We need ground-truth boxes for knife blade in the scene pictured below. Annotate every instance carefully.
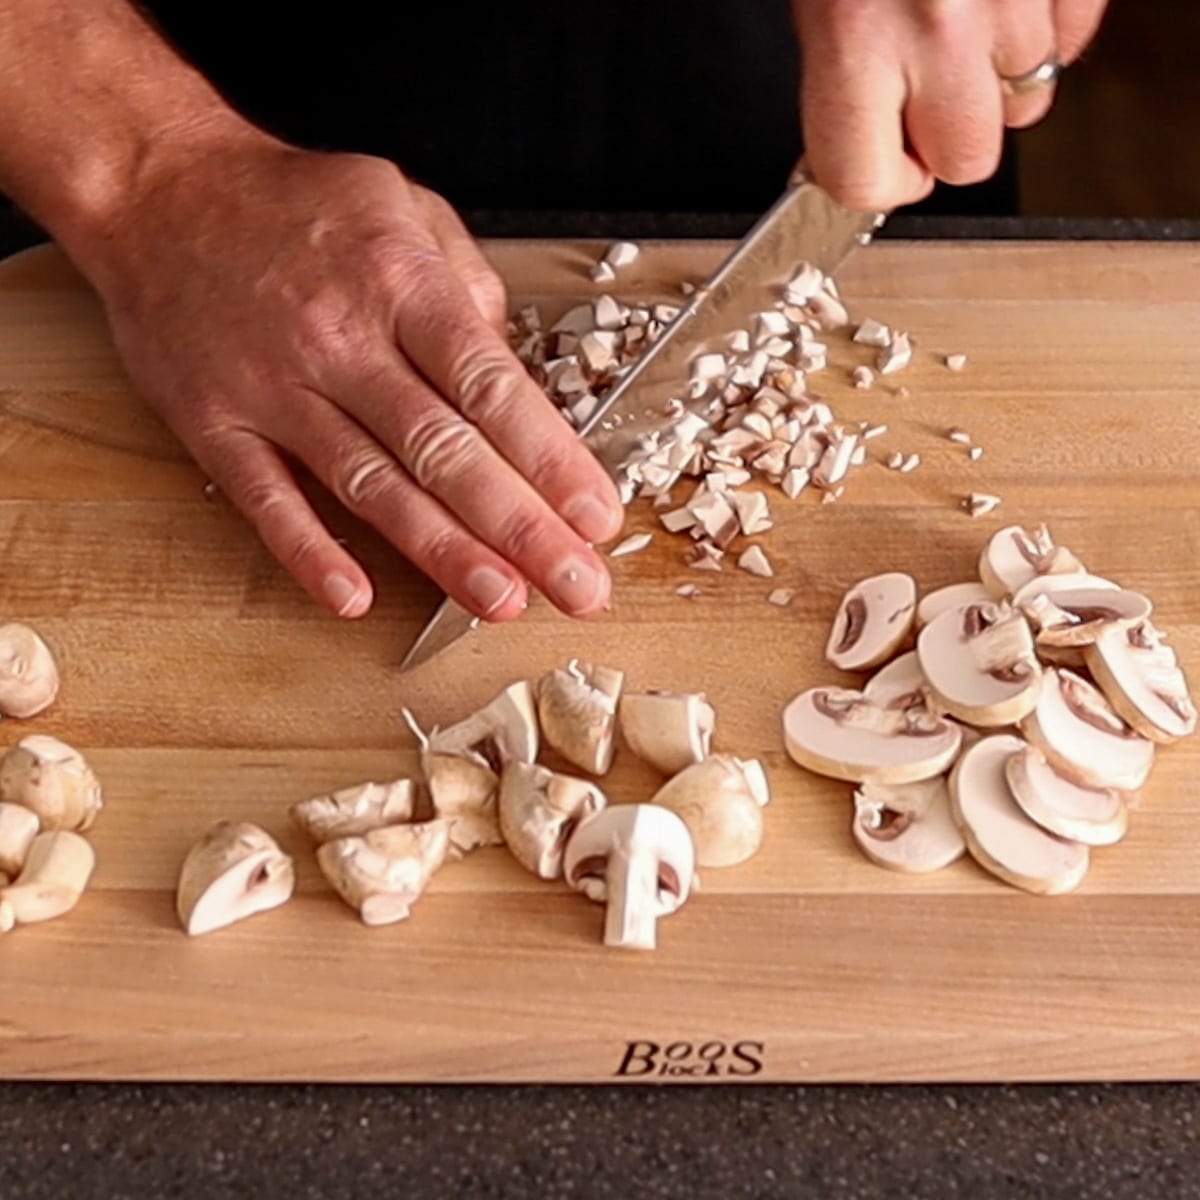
[399,176,885,673]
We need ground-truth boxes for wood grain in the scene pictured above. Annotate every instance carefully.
[0,240,1198,1083]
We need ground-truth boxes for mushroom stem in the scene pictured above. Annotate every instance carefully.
[0,830,95,931]
[603,838,663,951]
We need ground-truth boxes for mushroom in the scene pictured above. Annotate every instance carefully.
[852,777,965,873]
[619,691,715,775]
[862,650,927,708]
[949,735,1089,895]
[562,804,695,950]
[497,761,607,879]
[176,821,295,936]
[978,524,1085,599]
[1021,586,1153,649]
[825,573,917,671]
[289,779,418,844]
[914,581,992,630]
[0,735,102,832]
[650,755,770,867]
[1018,668,1155,792]
[1004,743,1129,847]
[535,660,624,775]
[917,601,1043,726]
[1084,622,1197,744]
[406,680,539,770]
[0,802,39,885]
[316,820,452,926]
[0,830,96,932]
[782,687,962,785]
[0,623,60,718]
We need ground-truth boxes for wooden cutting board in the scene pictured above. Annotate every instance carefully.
[0,239,1198,1084]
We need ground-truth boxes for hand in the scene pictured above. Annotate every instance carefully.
[793,0,1109,210]
[87,133,624,621]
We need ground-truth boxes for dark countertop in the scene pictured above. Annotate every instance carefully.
[3,210,1200,1200]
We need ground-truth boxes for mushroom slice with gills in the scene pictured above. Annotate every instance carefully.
[618,691,715,775]
[405,681,539,771]
[949,735,1089,896]
[918,601,1042,727]
[290,779,418,844]
[0,830,96,932]
[1021,587,1152,649]
[1019,668,1155,792]
[563,804,695,951]
[782,687,962,785]
[1009,571,1120,611]
[825,573,918,671]
[0,802,40,885]
[535,661,624,775]
[1084,623,1197,744]
[915,582,992,631]
[978,524,1086,600]
[176,821,295,936]
[852,777,965,873]
[498,762,608,879]
[650,755,770,868]
[1005,743,1129,847]
[316,820,452,927]
[0,623,60,719]
[862,650,926,708]
[0,735,102,832]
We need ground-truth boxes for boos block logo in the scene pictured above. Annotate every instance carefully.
[614,1040,765,1078]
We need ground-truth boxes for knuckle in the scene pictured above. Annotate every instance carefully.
[237,476,291,526]
[337,451,398,508]
[449,347,524,423]
[495,507,552,565]
[400,412,484,489]
[411,525,462,576]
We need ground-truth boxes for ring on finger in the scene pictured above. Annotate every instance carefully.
[998,51,1064,97]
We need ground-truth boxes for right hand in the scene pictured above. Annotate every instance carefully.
[85,129,624,622]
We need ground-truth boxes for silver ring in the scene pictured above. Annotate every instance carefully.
[999,57,1064,97]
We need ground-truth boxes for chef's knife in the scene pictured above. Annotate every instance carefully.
[399,173,885,673]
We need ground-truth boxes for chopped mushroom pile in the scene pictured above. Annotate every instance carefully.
[781,523,1196,895]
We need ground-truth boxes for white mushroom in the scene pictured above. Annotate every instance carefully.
[497,761,607,879]
[535,661,624,775]
[650,755,770,868]
[176,822,294,936]
[0,735,102,832]
[1018,668,1155,792]
[0,830,95,932]
[915,581,992,630]
[0,623,60,718]
[290,779,418,844]
[917,601,1042,726]
[852,777,965,873]
[949,735,1089,895]
[407,681,539,769]
[1004,743,1129,847]
[316,820,452,926]
[1009,571,1120,610]
[0,802,39,885]
[826,573,918,671]
[862,650,927,708]
[1022,586,1153,649]
[563,804,695,950]
[619,691,715,775]
[978,524,1085,599]
[782,687,962,785]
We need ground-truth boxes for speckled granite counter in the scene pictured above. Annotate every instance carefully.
[2,212,1199,1200]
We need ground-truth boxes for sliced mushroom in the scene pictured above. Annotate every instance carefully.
[0,735,102,832]
[917,602,1043,726]
[862,650,927,707]
[0,623,60,719]
[650,755,770,868]
[1004,743,1129,847]
[1021,586,1151,648]
[915,581,992,630]
[497,761,607,879]
[563,804,695,950]
[1018,668,1155,792]
[949,735,1089,895]
[852,777,965,873]
[619,691,715,775]
[0,830,96,932]
[316,820,452,926]
[1009,571,1120,611]
[1084,623,1197,743]
[290,779,418,844]
[535,661,624,775]
[0,802,39,885]
[978,524,1085,599]
[825,573,918,671]
[782,687,962,784]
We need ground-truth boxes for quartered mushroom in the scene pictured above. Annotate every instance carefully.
[0,735,102,832]
[563,804,696,951]
[782,686,962,785]
[497,761,608,879]
[1004,742,1129,847]
[1085,622,1197,743]
[1018,668,1155,792]
[825,573,918,671]
[176,821,295,936]
[0,830,96,933]
[535,661,624,775]
[405,681,539,770]
[1021,586,1153,648]
[978,524,1085,600]
[949,735,1089,896]
[290,779,418,844]
[917,601,1043,726]
[650,755,770,868]
[0,802,39,886]
[852,776,965,873]
[619,691,715,775]
[915,581,992,630]
[0,622,60,719]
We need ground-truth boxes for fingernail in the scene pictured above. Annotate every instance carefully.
[324,573,371,618]
[465,565,519,617]
[548,555,609,615]
[563,493,623,544]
